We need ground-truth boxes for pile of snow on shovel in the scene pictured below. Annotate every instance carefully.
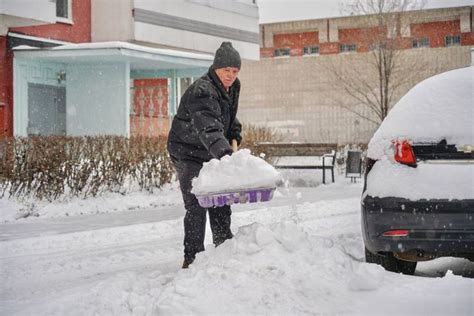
[191,149,280,195]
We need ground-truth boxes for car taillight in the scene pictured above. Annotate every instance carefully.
[393,140,417,166]
[382,230,409,237]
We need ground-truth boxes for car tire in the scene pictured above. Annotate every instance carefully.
[365,247,417,275]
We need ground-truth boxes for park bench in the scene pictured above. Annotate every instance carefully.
[257,143,338,184]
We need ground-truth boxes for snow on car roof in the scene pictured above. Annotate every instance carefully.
[367,66,474,159]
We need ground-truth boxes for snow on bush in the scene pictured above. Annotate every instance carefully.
[0,136,174,200]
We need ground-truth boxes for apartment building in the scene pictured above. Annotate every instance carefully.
[238,6,474,144]
[1,0,259,138]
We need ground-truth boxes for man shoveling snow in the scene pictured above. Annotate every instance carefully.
[167,42,244,269]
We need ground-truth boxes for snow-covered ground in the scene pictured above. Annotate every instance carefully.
[1,172,473,315]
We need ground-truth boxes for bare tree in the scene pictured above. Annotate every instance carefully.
[327,0,427,125]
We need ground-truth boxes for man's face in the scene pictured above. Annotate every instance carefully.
[215,67,240,89]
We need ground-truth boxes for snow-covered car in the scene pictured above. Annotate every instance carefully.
[361,66,474,275]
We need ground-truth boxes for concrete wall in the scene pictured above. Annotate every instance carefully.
[14,60,131,137]
[13,59,66,136]
[238,46,472,144]
[133,0,260,60]
[91,0,260,60]
[66,63,130,136]
[0,0,55,21]
[91,0,134,42]
[0,0,56,34]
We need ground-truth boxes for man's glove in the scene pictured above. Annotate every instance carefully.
[230,131,242,146]
[229,118,243,146]
[217,147,233,159]
[209,138,233,159]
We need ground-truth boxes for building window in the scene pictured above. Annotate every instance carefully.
[340,43,357,53]
[274,48,290,57]
[369,42,387,51]
[179,77,193,98]
[56,0,72,21]
[412,37,430,48]
[303,46,320,55]
[445,35,461,47]
[176,76,197,114]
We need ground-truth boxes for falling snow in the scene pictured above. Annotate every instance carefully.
[1,175,473,315]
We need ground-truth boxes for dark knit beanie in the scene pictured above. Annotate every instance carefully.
[212,42,241,70]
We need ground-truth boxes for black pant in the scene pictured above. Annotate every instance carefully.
[172,158,233,262]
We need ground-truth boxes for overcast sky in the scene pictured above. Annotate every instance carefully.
[257,0,474,23]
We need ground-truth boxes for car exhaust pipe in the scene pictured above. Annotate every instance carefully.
[394,249,436,262]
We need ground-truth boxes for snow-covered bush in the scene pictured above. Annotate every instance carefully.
[0,126,284,200]
[0,136,174,200]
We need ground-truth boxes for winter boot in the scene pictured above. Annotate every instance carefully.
[182,257,194,269]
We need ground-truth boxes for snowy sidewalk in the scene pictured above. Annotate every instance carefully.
[1,178,473,315]
[0,204,185,241]
[0,178,362,241]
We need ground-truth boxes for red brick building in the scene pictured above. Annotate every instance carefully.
[259,8,473,58]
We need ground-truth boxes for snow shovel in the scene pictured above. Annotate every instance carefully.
[195,140,277,208]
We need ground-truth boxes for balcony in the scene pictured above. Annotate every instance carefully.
[0,0,56,34]
[92,0,260,60]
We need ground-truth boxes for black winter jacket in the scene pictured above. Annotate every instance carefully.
[167,67,242,163]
